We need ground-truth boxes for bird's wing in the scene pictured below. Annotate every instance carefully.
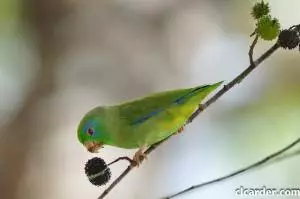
[117,84,213,126]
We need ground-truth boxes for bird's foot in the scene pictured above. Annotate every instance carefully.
[132,147,147,167]
[175,126,185,135]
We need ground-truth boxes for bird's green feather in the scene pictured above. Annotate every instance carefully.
[117,83,221,126]
[77,82,222,149]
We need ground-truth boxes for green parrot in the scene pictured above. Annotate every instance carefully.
[77,82,222,164]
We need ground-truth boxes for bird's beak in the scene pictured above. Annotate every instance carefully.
[84,141,103,153]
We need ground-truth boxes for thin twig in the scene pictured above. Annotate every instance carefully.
[271,148,300,163]
[250,30,256,37]
[107,156,135,167]
[249,35,259,66]
[98,41,280,199]
[165,137,300,199]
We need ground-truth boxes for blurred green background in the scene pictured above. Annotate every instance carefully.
[0,0,300,199]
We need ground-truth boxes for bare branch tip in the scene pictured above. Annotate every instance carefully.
[249,35,259,66]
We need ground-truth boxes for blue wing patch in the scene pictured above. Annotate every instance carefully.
[131,86,209,126]
[131,108,163,125]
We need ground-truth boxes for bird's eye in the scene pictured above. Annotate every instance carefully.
[87,128,94,136]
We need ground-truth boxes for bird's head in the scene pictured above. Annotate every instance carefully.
[77,107,111,153]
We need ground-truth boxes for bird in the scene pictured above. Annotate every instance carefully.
[77,82,222,165]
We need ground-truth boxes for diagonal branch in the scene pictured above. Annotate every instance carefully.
[188,42,279,123]
[98,39,280,199]
[165,136,300,198]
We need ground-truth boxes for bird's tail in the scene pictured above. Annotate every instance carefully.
[174,81,223,105]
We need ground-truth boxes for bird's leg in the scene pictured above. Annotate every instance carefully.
[132,146,148,167]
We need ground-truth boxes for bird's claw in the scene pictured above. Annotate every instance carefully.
[175,126,185,135]
[132,148,147,167]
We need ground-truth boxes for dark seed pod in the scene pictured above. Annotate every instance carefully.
[84,157,111,186]
[278,29,300,50]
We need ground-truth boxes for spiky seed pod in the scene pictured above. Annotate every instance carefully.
[251,1,270,19]
[256,15,280,41]
[84,157,111,186]
[278,29,300,50]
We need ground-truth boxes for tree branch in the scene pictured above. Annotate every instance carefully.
[165,136,300,198]
[188,42,279,123]
[98,38,281,199]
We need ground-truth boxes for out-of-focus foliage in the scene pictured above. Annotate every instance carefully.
[0,0,21,22]
[0,0,37,127]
